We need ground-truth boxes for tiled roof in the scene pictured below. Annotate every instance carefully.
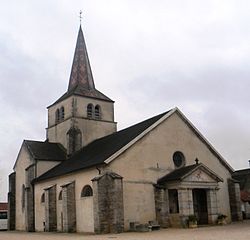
[157,164,199,183]
[34,110,170,182]
[233,168,250,177]
[0,203,8,211]
[49,85,113,107]
[48,26,113,108]
[241,191,250,202]
[24,140,67,161]
[68,25,95,92]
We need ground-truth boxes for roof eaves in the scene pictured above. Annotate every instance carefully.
[33,162,106,184]
[104,108,176,165]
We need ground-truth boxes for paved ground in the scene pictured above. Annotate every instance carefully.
[1,220,250,240]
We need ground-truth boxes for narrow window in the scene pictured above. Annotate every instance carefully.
[60,107,65,120]
[168,189,179,213]
[22,184,25,210]
[55,109,60,124]
[81,185,93,197]
[58,190,62,200]
[87,104,93,118]
[67,127,82,155]
[41,193,45,203]
[94,105,101,119]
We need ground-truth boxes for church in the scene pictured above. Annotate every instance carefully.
[8,24,243,234]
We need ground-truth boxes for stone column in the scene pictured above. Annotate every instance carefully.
[8,172,16,230]
[25,165,35,232]
[228,179,243,221]
[61,182,76,232]
[44,185,57,232]
[92,171,124,234]
[207,189,219,224]
[154,185,169,227]
[178,188,193,226]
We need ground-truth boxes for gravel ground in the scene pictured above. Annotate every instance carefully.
[0,220,250,240]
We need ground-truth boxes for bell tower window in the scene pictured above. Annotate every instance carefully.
[55,106,65,124]
[55,109,60,124]
[60,107,65,120]
[94,105,101,119]
[87,104,93,118]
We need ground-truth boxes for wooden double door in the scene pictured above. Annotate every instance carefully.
[192,189,208,225]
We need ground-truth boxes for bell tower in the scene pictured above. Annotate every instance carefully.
[46,25,117,155]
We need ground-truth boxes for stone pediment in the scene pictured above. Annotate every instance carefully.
[158,163,223,185]
[184,168,218,183]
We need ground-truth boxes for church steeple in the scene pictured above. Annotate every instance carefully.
[68,25,95,91]
[47,23,117,152]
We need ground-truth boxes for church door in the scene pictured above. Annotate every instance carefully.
[192,189,208,225]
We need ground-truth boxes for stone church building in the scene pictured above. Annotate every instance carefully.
[8,25,242,233]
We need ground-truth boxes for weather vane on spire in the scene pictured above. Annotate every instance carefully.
[79,10,83,25]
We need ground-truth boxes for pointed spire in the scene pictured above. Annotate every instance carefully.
[68,25,95,91]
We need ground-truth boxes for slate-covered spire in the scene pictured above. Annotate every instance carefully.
[68,25,95,91]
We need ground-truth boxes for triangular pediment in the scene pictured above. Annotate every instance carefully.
[158,163,223,185]
[184,167,220,183]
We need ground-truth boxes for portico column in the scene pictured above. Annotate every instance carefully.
[207,188,219,224]
[178,188,193,225]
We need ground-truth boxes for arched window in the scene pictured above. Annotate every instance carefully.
[60,107,65,120]
[55,109,60,124]
[41,193,45,203]
[87,104,93,118]
[58,190,62,200]
[81,185,93,197]
[94,105,101,119]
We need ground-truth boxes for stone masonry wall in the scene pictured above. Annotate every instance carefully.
[92,172,124,234]
[178,189,194,226]
[228,179,243,221]
[154,186,169,227]
[8,172,16,230]
[45,185,57,231]
[61,182,76,232]
[25,165,35,231]
[206,189,219,224]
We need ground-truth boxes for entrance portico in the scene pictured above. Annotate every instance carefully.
[155,163,223,227]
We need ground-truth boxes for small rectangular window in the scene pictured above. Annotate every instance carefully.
[0,212,7,219]
[168,189,179,213]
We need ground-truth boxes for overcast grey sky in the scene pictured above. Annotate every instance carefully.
[1,0,250,201]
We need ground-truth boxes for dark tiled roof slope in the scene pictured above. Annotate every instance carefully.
[49,85,113,107]
[35,110,170,182]
[232,168,250,189]
[158,164,199,184]
[25,140,67,161]
[233,168,250,177]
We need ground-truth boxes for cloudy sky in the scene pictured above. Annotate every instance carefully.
[1,0,250,201]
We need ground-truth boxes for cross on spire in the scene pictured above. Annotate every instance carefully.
[79,10,83,25]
